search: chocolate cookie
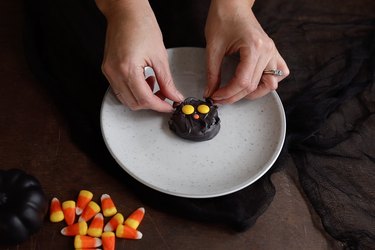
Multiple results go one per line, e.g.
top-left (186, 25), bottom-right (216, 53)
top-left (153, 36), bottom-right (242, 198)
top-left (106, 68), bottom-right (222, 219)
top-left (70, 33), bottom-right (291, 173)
top-left (169, 97), bottom-right (221, 141)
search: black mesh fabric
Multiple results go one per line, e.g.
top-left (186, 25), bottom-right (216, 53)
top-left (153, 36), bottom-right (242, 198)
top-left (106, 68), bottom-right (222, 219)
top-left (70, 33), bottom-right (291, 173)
top-left (23, 0), bottom-right (375, 248)
top-left (253, 1), bottom-right (375, 248)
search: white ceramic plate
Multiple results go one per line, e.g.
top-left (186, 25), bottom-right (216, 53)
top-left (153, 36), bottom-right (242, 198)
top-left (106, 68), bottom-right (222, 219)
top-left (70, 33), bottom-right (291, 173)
top-left (100, 47), bottom-right (286, 198)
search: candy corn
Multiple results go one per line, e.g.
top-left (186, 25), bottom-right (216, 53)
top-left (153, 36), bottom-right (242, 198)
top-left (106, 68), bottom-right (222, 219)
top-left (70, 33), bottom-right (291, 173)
top-left (74, 235), bottom-right (102, 249)
top-left (87, 213), bottom-right (104, 237)
top-left (102, 232), bottom-right (115, 250)
top-left (124, 207), bottom-right (145, 230)
top-left (75, 249), bottom-right (100, 250)
top-left (61, 221), bottom-right (88, 236)
top-left (62, 200), bottom-right (76, 225)
top-left (104, 213), bottom-right (124, 232)
top-left (76, 190), bottom-right (93, 215)
top-left (79, 201), bottom-right (101, 222)
top-left (101, 194), bottom-right (117, 217)
top-left (51, 189), bottom-right (145, 249)
top-left (50, 197), bottom-right (64, 222)
top-left (116, 224), bottom-right (142, 239)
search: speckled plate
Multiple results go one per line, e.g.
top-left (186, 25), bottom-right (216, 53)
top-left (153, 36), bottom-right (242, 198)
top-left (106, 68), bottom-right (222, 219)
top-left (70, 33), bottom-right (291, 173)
top-left (100, 47), bottom-right (286, 198)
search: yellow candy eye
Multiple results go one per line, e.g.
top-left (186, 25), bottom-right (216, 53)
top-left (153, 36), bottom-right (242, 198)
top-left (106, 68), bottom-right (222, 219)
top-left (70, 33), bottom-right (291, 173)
top-left (182, 104), bottom-right (195, 115)
top-left (197, 104), bottom-right (210, 114)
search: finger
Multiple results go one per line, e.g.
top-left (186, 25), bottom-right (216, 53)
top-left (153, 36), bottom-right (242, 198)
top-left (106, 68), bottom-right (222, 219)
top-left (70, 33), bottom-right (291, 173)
top-left (213, 86), bottom-right (252, 105)
top-left (240, 54), bottom-right (276, 100)
top-left (245, 75), bottom-right (277, 100)
top-left (112, 80), bottom-right (140, 107)
top-left (152, 59), bottom-right (184, 103)
top-left (126, 67), bottom-right (174, 112)
top-left (147, 95), bottom-right (174, 112)
top-left (246, 53), bottom-right (288, 100)
top-left (211, 48), bottom-right (259, 103)
top-left (274, 51), bottom-right (290, 81)
top-left (213, 75), bottom-right (275, 104)
top-left (146, 71), bottom-right (169, 102)
top-left (104, 69), bottom-right (139, 107)
top-left (204, 45), bottom-right (225, 98)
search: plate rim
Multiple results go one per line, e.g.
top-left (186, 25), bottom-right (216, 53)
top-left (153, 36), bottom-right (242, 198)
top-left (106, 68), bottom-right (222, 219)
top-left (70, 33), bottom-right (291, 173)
top-left (100, 47), bottom-right (286, 198)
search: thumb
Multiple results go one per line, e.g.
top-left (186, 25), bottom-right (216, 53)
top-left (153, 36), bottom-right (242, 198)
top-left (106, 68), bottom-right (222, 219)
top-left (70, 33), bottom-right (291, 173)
top-left (153, 63), bottom-right (184, 102)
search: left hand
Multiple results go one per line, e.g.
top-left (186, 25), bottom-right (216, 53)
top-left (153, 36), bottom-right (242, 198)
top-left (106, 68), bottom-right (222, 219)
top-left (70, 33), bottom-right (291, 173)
top-left (204, 0), bottom-right (289, 104)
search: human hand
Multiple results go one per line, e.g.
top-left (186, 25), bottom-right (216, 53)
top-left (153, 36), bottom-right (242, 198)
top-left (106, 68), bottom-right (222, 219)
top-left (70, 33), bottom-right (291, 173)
top-left (96, 0), bottom-right (183, 112)
top-left (204, 0), bottom-right (289, 104)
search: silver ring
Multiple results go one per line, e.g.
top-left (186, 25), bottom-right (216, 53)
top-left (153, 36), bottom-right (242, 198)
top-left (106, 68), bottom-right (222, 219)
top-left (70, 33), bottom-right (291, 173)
top-left (263, 69), bottom-right (283, 76)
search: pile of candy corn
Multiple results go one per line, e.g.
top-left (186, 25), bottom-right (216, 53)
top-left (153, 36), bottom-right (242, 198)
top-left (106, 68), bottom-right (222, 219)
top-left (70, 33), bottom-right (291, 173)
top-left (50, 190), bottom-right (145, 249)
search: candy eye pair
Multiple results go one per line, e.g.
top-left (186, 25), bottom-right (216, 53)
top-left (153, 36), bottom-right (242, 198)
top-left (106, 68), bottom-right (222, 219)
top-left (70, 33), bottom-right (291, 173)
top-left (182, 104), bottom-right (210, 115)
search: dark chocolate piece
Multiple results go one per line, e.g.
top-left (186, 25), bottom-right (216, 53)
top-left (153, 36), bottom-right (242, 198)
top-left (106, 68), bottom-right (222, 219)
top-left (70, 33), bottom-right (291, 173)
top-left (169, 97), bottom-right (221, 141)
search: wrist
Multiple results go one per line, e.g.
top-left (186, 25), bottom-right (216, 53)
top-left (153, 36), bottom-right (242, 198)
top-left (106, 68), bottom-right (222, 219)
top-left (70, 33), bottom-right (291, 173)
top-left (95, 0), bottom-right (152, 21)
top-left (209, 0), bottom-right (255, 22)
top-left (210, 0), bottom-right (255, 9)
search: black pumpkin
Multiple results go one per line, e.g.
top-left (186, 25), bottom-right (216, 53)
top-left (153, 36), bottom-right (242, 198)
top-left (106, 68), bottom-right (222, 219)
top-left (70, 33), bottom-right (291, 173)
top-left (0, 169), bottom-right (48, 245)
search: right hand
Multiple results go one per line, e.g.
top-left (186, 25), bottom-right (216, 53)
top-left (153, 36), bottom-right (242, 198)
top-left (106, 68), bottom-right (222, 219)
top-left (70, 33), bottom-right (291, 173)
top-left (204, 0), bottom-right (289, 104)
top-left (97, 0), bottom-right (184, 112)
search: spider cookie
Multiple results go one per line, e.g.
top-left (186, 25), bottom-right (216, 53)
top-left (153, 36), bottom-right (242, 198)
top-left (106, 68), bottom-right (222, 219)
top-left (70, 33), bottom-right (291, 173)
top-left (169, 97), bottom-right (221, 141)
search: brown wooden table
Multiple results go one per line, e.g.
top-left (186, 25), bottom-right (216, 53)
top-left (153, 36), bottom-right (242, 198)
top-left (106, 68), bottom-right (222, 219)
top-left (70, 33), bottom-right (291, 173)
top-left (0, 1), bottom-right (342, 249)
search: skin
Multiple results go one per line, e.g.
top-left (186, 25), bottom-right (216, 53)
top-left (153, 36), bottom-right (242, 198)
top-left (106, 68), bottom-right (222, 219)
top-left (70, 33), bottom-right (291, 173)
top-left (96, 0), bottom-right (289, 112)
top-left (205, 0), bottom-right (289, 104)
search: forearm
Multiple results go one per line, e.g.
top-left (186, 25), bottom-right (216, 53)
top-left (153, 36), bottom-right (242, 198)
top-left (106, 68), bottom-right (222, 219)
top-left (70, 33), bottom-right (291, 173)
top-left (95, 0), bottom-right (153, 21)
top-left (210, 0), bottom-right (255, 6)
